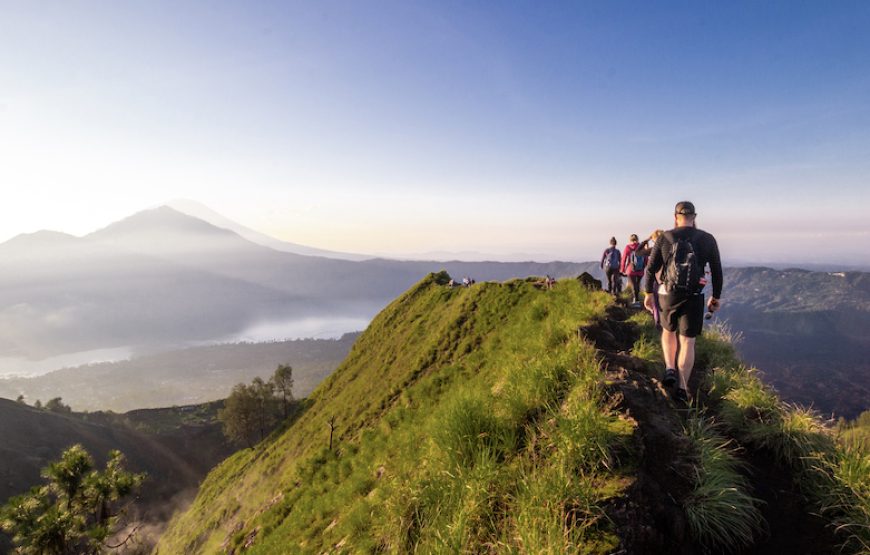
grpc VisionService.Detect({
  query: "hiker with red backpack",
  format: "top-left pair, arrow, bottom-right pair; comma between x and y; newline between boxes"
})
621,234 -> 646,307
643,201 -> 722,406
600,237 -> 622,296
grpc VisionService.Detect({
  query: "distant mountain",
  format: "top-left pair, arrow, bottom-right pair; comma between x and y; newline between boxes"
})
717,267 -> 870,418
0,206 -> 596,360
167,199 -> 373,261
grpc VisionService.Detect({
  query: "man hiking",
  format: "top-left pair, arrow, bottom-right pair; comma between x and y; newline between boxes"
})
600,237 -> 622,296
643,201 -> 722,405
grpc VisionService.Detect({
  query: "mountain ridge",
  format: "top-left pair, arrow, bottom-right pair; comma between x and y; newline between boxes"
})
154,274 -> 867,554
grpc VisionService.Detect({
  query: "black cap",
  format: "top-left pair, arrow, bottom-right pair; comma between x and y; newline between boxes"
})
675,201 -> 696,216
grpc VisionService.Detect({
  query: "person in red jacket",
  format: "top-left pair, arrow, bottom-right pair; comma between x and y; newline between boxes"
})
621,234 -> 646,306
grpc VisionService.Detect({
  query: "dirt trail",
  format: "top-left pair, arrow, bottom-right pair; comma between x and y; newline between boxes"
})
581,304 -> 839,555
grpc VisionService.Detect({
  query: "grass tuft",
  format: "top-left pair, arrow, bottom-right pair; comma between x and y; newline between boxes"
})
683,416 -> 764,551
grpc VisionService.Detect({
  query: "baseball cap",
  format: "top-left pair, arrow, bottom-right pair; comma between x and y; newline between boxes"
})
675,201 -> 696,215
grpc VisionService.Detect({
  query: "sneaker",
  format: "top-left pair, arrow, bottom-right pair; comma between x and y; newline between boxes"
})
662,368 -> 677,387
674,388 -> 689,405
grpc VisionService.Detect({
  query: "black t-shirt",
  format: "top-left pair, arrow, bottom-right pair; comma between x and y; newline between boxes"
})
645,226 -> 723,298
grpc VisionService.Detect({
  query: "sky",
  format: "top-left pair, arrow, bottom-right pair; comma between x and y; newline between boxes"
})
1,1 -> 868,263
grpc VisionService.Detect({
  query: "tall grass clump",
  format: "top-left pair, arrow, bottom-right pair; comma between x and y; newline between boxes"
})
704,357 -> 869,553
815,444 -> 870,553
696,321 -> 742,371
432,392 -> 517,469
511,463 -> 616,555
683,416 -> 763,551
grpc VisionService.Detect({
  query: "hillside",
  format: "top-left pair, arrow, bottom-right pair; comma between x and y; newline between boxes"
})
155,274 -> 868,554
0,399 -> 234,552
718,267 -> 870,418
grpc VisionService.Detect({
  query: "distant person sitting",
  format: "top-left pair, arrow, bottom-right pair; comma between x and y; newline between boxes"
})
621,234 -> 646,306
601,237 -> 622,296
462,277 -> 471,287
644,201 -> 722,405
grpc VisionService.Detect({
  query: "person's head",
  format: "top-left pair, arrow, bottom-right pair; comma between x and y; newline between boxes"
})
609,236 -> 617,246
629,233 -> 639,244
674,201 -> 697,227
650,229 -> 664,242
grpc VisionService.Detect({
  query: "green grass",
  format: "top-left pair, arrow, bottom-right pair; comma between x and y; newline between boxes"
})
155,274 -> 631,554
157,275 -> 869,554
682,416 -> 763,551
696,328 -> 869,554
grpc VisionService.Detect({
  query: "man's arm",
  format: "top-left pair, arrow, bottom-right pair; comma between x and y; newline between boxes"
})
645,236 -> 665,293
706,235 -> 723,312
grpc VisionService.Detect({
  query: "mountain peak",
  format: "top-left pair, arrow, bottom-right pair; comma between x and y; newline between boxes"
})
165,199 -> 373,261
87,206 -> 236,239
0,230 -> 79,248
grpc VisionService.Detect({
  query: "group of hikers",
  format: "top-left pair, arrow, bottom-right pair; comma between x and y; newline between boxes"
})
601,201 -> 723,405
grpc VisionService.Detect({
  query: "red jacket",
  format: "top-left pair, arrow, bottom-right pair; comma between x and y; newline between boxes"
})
621,242 -> 645,277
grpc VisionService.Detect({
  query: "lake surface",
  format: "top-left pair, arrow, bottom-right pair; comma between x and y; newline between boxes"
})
217,315 -> 371,343
0,346 -> 133,379
0,316 -> 372,379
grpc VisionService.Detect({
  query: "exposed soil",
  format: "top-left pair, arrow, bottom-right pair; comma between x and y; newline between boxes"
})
583,305 -> 700,554
581,304 -> 841,555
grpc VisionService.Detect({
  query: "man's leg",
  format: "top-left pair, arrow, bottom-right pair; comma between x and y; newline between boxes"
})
661,328 -> 678,371
678,336 -> 696,390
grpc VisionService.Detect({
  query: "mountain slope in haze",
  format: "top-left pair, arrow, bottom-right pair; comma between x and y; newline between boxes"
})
0,398 -> 234,552
718,267 -> 870,418
156,274 -> 864,554
0,206 -> 596,360
167,199 -> 373,261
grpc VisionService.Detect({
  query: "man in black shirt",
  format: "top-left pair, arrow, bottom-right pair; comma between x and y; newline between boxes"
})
643,201 -> 722,404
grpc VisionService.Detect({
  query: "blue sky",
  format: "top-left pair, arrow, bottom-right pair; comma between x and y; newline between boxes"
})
1,1 -> 868,263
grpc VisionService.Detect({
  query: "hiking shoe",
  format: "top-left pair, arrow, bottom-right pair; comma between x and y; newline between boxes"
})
662,368 -> 677,387
674,388 -> 689,406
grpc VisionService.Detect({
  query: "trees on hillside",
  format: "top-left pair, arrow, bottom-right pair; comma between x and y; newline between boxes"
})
273,364 -> 294,418
218,365 -> 296,448
0,445 -> 144,554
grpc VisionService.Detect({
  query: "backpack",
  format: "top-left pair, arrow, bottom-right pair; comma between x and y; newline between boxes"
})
663,234 -> 703,293
628,249 -> 646,273
606,248 -> 620,269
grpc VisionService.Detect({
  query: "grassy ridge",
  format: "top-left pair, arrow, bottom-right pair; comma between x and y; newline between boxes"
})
156,273 -> 634,553
157,274 -> 869,554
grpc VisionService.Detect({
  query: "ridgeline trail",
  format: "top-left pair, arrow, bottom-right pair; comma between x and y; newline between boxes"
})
153,274 -> 861,555
583,301 -> 839,554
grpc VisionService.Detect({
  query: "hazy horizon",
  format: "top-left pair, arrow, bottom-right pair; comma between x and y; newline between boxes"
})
1,200 -> 868,269
2,3 -> 868,264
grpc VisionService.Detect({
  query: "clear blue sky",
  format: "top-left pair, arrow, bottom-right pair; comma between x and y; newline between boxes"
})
1,1 -> 868,263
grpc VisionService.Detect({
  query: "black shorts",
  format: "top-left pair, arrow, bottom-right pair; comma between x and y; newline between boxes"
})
659,290 -> 704,338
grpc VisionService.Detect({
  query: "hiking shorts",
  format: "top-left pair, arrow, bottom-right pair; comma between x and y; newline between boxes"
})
658,289 -> 704,338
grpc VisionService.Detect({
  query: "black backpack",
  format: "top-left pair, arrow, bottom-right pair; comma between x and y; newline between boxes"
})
663,233 -> 703,293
